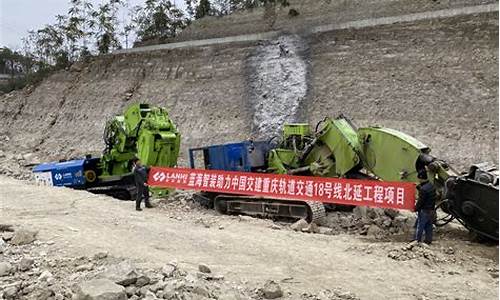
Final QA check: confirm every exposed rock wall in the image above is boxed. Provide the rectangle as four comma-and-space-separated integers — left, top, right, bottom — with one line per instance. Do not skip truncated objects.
307, 13, 499, 168
177, 0, 497, 41
246, 35, 310, 138
0, 12, 497, 172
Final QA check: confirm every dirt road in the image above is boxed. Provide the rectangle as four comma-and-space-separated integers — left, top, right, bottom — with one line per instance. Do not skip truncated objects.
0, 176, 498, 299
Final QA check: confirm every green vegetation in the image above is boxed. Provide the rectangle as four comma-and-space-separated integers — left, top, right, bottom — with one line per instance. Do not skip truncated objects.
1, 0, 290, 94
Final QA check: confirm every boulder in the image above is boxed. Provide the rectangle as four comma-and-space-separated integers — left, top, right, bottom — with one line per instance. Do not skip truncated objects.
94, 252, 109, 260
2, 231, 14, 241
261, 280, 283, 299
22, 284, 36, 295
148, 281, 165, 293
10, 229, 38, 245
318, 226, 333, 235
138, 286, 150, 297
352, 206, 368, 219
444, 247, 455, 255
192, 284, 210, 297
393, 215, 408, 226
384, 209, 399, 219
374, 216, 391, 228
3, 285, 19, 299
161, 263, 176, 278
76, 264, 93, 272
290, 219, 308, 231
54, 293, 64, 300
198, 264, 211, 274
19, 257, 34, 271
135, 275, 150, 287
270, 224, 282, 230
367, 208, 385, 220
98, 261, 139, 286
304, 222, 320, 234
74, 279, 127, 300
382, 218, 392, 228
124, 286, 136, 297
0, 262, 14, 276
367, 225, 383, 236
38, 270, 54, 283
143, 291, 158, 300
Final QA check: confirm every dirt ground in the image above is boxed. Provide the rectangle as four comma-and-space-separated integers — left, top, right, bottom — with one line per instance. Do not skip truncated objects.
1, 176, 498, 300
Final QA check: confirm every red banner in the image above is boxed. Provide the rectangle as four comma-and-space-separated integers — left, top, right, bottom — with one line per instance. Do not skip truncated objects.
148, 167, 416, 211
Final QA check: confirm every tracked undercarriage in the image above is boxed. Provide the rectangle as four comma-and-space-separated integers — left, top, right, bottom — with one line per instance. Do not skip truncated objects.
194, 192, 326, 223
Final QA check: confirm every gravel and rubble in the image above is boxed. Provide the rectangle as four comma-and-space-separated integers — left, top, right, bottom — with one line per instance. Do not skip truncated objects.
157, 191, 416, 239
0, 224, 362, 300
299, 289, 359, 300
1, 176, 498, 299
321, 206, 416, 238
0, 154, 33, 181
0, 224, 252, 300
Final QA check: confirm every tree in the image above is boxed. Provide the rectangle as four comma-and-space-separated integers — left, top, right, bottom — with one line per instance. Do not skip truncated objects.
211, 0, 232, 16
233, 0, 290, 9
0, 46, 48, 93
133, 0, 188, 43
35, 24, 65, 65
0, 48, 16, 75
185, 0, 290, 18
66, 0, 94, 58
185, 0, 197, 18
195, 0, 211, 19
121, 24, 135, 49
89, 0, 124, 54
119, 0, 136, 49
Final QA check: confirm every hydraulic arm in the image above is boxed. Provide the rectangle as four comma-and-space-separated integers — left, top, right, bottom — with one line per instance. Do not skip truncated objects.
101, 103, 180, 178
34, 103, 181, 200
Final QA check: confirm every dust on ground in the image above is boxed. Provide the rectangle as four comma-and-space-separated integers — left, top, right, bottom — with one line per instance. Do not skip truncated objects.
1, 176, 498, 300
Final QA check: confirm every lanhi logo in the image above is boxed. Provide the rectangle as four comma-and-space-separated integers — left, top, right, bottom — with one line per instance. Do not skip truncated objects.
153, 171, 166, 182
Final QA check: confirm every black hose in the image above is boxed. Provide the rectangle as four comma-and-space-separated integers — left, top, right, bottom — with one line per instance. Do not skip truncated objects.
315, 117, 328, 134
434, 199, 455, 227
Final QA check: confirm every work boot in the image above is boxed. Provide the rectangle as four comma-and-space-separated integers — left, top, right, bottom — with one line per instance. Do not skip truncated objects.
145, 203, 153, 208
136, 207, 142, 211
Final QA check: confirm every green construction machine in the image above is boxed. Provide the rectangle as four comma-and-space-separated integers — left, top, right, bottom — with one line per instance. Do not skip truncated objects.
33, 103, 181, 200
191, 115, 498, 240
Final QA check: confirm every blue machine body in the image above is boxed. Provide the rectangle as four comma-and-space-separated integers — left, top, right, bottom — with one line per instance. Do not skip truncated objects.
32, 158, 99, 187
189, 141, 271, 172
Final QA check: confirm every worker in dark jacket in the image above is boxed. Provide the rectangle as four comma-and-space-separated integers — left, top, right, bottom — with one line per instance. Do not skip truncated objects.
414, 170, 436, 244
132, 157, 152, 211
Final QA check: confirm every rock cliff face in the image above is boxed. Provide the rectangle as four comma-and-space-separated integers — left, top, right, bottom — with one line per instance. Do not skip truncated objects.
0, 2, 497, 172
177, 0, 496, 41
